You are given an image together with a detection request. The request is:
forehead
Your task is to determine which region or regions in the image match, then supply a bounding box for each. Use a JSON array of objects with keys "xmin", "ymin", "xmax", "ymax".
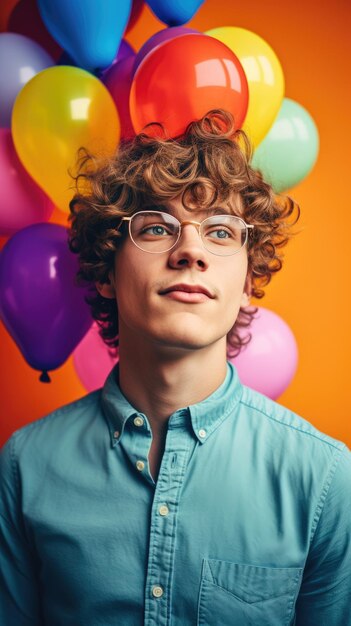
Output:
[{"xmin": 142, "ymin": 194, "xmax": 244, "ymax": 220}]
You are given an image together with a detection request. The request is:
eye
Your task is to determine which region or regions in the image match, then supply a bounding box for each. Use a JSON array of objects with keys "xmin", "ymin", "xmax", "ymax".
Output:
[
  {"xmin": 141, "ymin": 224, "xmax": 173, "ymax": 237},
  {"xmin": 205, "ymin": 226, "xmax": 235, "ymax": 240}
]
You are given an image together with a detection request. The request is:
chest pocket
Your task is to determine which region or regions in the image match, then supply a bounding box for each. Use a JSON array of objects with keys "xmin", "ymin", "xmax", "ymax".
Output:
[{"xmin": 197, "ymin": 559, "xmax": 302, "ymax": 626}]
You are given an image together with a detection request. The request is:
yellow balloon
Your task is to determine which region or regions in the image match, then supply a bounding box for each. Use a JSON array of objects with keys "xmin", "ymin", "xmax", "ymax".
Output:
[
  {"xmin": 206, "ymin": 27, "xmax": 284, "ymax": 147},
  {"xmin": 12, "ymin": 66, "xmax": 120, "ymax": 212}
]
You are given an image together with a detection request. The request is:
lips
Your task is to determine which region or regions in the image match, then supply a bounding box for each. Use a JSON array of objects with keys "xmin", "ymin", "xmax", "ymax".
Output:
[{"xmin": 159, "ymin": 284, "xmax": 215, "ymax": 298}]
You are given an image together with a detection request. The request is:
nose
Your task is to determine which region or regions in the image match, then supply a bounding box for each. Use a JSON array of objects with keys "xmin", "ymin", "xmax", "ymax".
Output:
[{"xmin": 167, "ymin": 223, "xmax": 209, "ymax": 270}]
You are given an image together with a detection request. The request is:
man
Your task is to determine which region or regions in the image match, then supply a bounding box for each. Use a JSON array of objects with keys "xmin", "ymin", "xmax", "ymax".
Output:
[{"xmin": 1, "ymin": 110, "xmax": 350, "ymax": 625}]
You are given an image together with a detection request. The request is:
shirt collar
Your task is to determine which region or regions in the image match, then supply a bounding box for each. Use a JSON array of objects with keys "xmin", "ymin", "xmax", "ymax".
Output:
[{"xmin": 101, "ymin": 362, "xmax": 243, "ymax": 448}]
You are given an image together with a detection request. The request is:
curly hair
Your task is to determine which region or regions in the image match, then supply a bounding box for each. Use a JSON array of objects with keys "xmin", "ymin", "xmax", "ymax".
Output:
[{"xmin": 68, "ymin": 109, "xmax": 299, "ymax": 357}]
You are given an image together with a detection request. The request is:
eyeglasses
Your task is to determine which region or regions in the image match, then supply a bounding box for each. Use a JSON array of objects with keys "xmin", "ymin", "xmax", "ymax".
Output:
[{"xmin": 119, "ymin": 210, "xmax": 254, "ymax": 256}]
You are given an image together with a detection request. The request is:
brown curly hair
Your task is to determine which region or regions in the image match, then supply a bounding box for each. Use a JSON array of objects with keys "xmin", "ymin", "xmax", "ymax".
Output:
[{"xmin": 68, "ymin": 109, "xmax": 299, "ymax": 357}]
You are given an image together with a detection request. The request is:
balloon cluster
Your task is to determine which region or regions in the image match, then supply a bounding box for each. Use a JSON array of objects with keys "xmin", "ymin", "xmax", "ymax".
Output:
[{"xmin": 0, "ymin": 0, "xmax": 318, "ymax": 395}]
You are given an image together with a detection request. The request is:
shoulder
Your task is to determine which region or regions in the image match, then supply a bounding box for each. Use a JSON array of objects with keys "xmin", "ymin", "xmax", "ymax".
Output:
[
  {"xmin": 237, "ymin": 385, "xmax": 351, "ymax": 525},
  {"xmin": 1, "ymin": 389, "xmax": 103, "ymax": 462},
  {"xmin": 236, "ymin": 384, "xmax": 350, "ymax": 491},
  {"xmin": 239, "ymin": 384, "xmax": 347, "ymax": 453}
]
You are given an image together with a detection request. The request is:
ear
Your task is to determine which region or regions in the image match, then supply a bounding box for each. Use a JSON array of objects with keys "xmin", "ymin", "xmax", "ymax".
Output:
[
  {"xmin": 240, "ymin": 273, "xmax": 252, "ymax": 308},
  {"xmin": 95, "ymin": 273, "xmax": 116, "ymax": 299}
]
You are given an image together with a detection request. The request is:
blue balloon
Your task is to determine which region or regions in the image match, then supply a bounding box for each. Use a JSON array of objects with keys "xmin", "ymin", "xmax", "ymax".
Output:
[
  {"xmin": 146, "ymin": 0, "xmax": 205, "ymax": 26},
  {"xmin": 37, "ymin": 0, "xmax": 132, "ymax": 72},
  {"xmin": 59, "ymin": 40, "xmax": 135, "ymax": 77}
]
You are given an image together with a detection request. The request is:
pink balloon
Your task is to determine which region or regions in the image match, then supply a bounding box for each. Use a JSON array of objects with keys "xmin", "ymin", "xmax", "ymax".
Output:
[
  {"xmin": 0, "ymin": 128, "xmax": 53, "ymax": 235},
  {"xmin": 102, "ymin": 55, "xmax": 136, "ymax": 140},
  {"xmin": 231, "ymin": 307, "xmax": 298, "ymax": 399},
  {"xmin": 73, "ymin": 322, "xmax": 118, "ymax": 392}
]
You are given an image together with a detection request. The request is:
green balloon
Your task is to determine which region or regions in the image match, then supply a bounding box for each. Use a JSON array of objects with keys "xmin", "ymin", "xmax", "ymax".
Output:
[{"xmin": 252, "ymin": 98, "xmax": 319, "ymax": 192}]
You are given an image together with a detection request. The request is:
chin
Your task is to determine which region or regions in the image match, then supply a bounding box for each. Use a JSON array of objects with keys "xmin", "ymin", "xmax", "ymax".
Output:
[{"xmin": 143, "ymin": 312, "xmax": 232, "ymax": 352}]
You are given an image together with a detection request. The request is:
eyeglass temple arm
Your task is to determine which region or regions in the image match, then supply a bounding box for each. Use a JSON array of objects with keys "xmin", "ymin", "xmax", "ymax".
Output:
[{"xmin": 117, "ymin": 216, "xmax": 132, "ymax": 230}]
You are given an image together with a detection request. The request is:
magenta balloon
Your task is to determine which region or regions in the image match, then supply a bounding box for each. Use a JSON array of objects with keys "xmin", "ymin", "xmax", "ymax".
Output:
[
  {"xmin": 0, "ymin": 223, "xmax": 93, "ymax": 379},
  {"xmin": 74, "ymin": 322, "xmax": 118, "ymax": 392},
  {"xmin": 0, "ymin": 129, "xmax": 53, "ymax": 236},
  {"xmin": 102, "ymin": 56, "xmax": 135, "ymax": 140},
  {"xmin": 133, "ymin": 27, "xmax": 199, "ymax": 75},
  {"xmin": 231, "ymin": 307, "xmax": 298, "ymax": 399}
]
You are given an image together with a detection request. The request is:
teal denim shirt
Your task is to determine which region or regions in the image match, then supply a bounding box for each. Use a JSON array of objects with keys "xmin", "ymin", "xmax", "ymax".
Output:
[{"xmin": 1, "ymin": 362, "xmax": 350, "ymax": 625}]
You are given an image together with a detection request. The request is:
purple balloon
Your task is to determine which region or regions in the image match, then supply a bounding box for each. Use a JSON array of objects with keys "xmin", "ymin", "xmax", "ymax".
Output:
[
  {"xmin": 116, "ymin": 39, "xmax": 135, "ymax": 63},
  {"xmin": 98, "ymin": 39, "xmax": 135, "ymax": 79},
  {"xmin": 133, "ymin": 27, "xmax": 199, "ymax": 75},
  {"xmin": 0, "ymin": 33, "xmax": 54, "ymax": 128},
  {"xmin": 0, "ymin": 223, "xmax": 93, "ymax": 381},
  {"xmin": 102, "ymin": 55, "xmax": 135, "ymax": 140}
]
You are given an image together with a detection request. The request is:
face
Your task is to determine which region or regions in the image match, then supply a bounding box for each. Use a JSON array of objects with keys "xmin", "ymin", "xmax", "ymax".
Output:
[{"xmin": 97, "ymin": 196, "xmax": 250, "ymax": 354}]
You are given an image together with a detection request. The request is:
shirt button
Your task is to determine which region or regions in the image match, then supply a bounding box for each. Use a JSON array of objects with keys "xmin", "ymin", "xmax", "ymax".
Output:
[
  {"xmin": 136, "ymin": 460, "xmax": 145, "ymax": 471},
  {"xmin": 198, "ymin": 429, "xmax": 207, "ymax": 438},
  {"xmin": 133, "ymin": 416, "xmax": 144, "ymax": 427},
  {"xmin": 152, "ymin": 585, "xmax": 164, "ymax": 598},
  {"xmin": 113, "ymin": 430, "xmax": 120, "ymax": 439},
  {"xmin": 159, "ymin": 504, "xmax": 169, "ymax": 516}
]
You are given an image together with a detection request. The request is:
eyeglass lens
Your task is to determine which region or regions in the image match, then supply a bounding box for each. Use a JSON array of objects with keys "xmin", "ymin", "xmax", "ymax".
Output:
[{"xmin": 129, "ymin": 211, "xmax": 248, "ymax": 256}]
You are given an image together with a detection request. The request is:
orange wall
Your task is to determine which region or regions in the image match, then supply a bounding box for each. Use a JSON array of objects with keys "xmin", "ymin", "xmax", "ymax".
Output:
[{"xmin": 1, "ymin": 0, "xmax": 350, "ymax": 446}]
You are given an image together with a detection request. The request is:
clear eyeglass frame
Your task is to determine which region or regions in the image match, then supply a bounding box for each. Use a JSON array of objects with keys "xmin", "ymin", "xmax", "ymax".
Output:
[{"xmin": 118, "ymin": 210, "xmax": 254, "ymax": 257}]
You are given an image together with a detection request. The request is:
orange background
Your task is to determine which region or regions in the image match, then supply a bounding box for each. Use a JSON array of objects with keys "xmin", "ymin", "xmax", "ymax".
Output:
[{"xmin": 1, "ymin": 0, "xmax": 350, "ymax": 447}]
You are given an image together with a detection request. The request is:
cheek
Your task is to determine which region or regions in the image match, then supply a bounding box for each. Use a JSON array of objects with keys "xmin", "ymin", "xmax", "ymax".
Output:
[
  {"xmin": 221, "ymin": 255, "xmax": 248, "ymax": 301},
  {"xmin": 114, "ymin": 247, "xmax": 160, "ymax": 319}
]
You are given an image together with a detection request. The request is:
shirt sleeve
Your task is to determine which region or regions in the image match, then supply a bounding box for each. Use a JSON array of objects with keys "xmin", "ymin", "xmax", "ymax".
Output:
[
  {"xmin": 295, "ymin": 445, "xmax": 351, "ymax": 625},
  {"xmin": 0, "ymin": 434, "xmax": 44, "ymax": 625}
]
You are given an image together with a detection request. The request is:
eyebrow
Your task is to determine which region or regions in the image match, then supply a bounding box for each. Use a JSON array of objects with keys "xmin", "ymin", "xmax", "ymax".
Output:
[{"xmin": 143, "ymin": 204, "xmax": 235, "ymax": 217}]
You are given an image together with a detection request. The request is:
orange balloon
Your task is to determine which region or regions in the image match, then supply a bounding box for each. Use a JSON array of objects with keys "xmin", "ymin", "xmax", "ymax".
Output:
[{"xmin": 130, "ymin": 34, "xmax": 248, "ymax": 137}]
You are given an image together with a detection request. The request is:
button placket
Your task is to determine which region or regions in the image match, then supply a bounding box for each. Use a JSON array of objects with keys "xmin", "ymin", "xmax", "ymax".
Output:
[{"xmin": 144, "ymin": 422, "xmax": 196, "ymax": 626}]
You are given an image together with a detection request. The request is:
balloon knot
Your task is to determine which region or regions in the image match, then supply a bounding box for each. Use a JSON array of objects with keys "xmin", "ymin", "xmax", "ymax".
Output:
[{"xmin": 39, "ymin": 370, "xmax": 51, "ymax": 383}]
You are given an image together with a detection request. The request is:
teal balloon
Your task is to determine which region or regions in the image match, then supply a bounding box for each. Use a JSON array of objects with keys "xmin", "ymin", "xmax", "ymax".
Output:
[{"xmin": 252, "ymin": 98, "xmax": 319, "ymax": 192}]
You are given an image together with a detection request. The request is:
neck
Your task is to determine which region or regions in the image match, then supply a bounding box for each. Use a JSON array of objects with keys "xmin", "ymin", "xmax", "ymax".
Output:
[{"xmin": 117, "ymin": 332, "xmax": 228, "ymax": 435}]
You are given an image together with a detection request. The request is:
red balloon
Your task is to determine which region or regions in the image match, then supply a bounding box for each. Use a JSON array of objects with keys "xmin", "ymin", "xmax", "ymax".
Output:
[{"xmin": 130, "ymin": 34, "xmax": 249, "ymax": 137}]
